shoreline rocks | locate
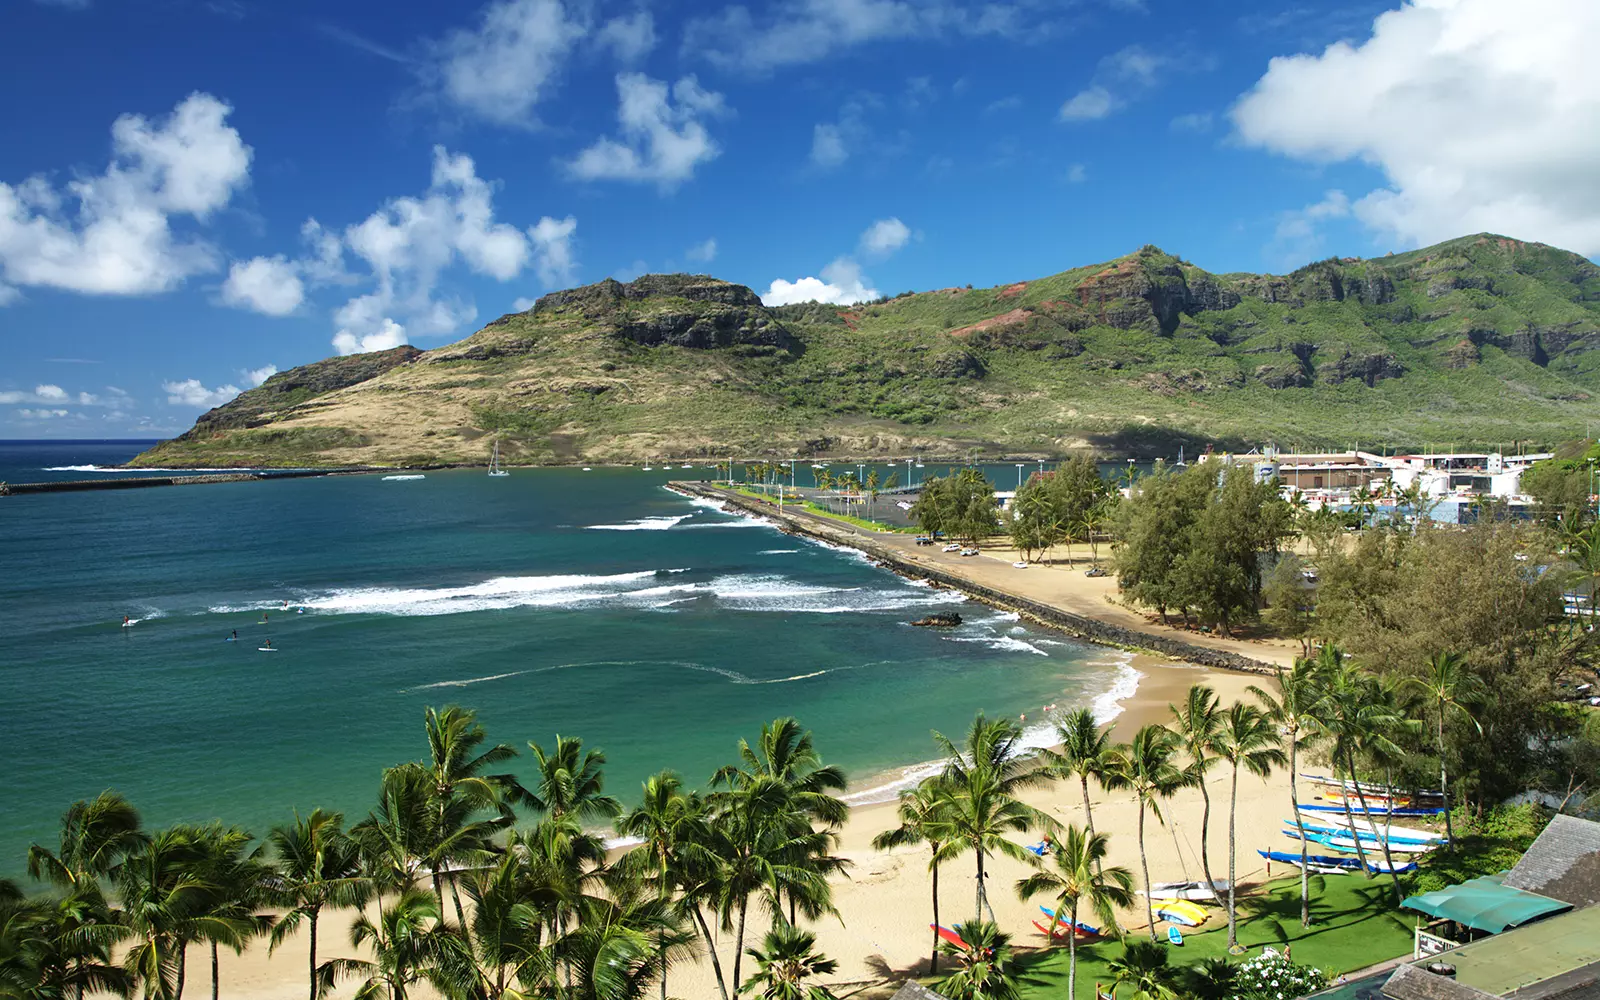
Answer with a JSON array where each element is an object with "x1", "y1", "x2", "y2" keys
[{"x1": 910, "y1": 612, "x2": 963, "y2": 628}]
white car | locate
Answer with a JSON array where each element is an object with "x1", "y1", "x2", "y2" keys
[
  {"x1": 942, "y1": 543, "x2": 962, "y2": 552},
  {"x1": 1012, "y1": 561, "x2": 1028, "y2": 568}
]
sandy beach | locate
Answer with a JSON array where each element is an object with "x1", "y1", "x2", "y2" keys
[{"x1": 188, "y1": 658, "x2": 1313, "y2": 999}]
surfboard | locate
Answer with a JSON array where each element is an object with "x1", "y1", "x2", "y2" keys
[
  {"x1": 224, "y1": 637, "x2": 237, "y2": 642},
  {"x1": 121, "y1": 621, "x2": 137, "y2": 627},
  {"x1": 258, "y1": 647, "x2": 277, "y2": 652}
]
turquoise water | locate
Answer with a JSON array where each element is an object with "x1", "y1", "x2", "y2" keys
[{"x1": 0, "y1": 444, "x2": 1136, "y2": 874}]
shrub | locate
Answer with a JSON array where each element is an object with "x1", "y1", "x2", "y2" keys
[{"x1": 1230, "y1": 950, "x2": 1330, "y2": 1000}]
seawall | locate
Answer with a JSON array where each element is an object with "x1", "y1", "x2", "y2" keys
[
  {"x1": 0, "y1": 468, "x2": 376, "y2": 496},
  {"x1": 672, "y1": 481, "x2": 1280, "y2": 675}
]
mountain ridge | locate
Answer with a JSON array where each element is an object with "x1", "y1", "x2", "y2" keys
[{"x1": 133, "y1": 233, "x2": 1600, "y2": 467}]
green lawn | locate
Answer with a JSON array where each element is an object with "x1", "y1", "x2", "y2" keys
[{"x1": 1012, "y1": 876, "x2": 1415, "y2": 999}]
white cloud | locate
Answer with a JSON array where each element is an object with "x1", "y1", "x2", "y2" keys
[
  {"x1": 427, "y1": 0, "x2": 585, "y2": 126},
  {"x1": 529, "y1": 215, "x2": 578, "y2": 286},
  {"x1": 163, "y1": 378, "x2": 242, "y2": 408},
  {"x1": 568, "y1": 74, "x2": 727, "y2": 188},
  {"x1": 810, "y1": 123, "x2": 849, "y2": 168},
  {"x1": 0, "y1": 385, "x2": 116, "y2": 407},
  {"x1": 1268, "y1": 189, "x2": 1351, "y2": 268},
  {"x1": 983, "y1": 95, "x2": 1023, "y2": 115},
  {"x1": 1066, "y1": 163, "x2": 1088, "y2": 183},
  {"x1": 222, "y1": 255, "x2": 304, "y2": 315},
  {"x1": 243, "y1": 364, "x2": 277, "y2": 387},
  {"x1": 332, "y1": 318, "x2": 407, "y2": 356},
  {"x1": 683, "y1": 0, "x2": 1036, "y2": 73},
  {"x1": 1170, "y1": 112, "x2": 1214, "y2": 132},
  {"x1": 15, "y1": 408, "x2": 72, "y2": 419},
  {"x1": 762, "y1": 257, "x2": 880, "y2": 306},
  {"x1": 685, "y1": 237, "x2": 718, "y2": 263},
  {"x1": 35, "y1": 384, "x2": 68, "y2": 401},
  {"x1": 0, "y1": 93, "x2": 251, "y2": 301},
  {"x1": 597, "y1": 10, "x2": 656, "y2": 62},
  {"x1": 1233, "y1": 0, "x2": 1600, "y2": 255},
  {"x1": 512, "y1": 296, "x2": 537, "y2": 311},
  {"x1": 859, "y1": 217, "x2": 910, "y2": 257},
  {"x1": 1059, "y1": 86, "x2": 1114, "y2": 121}
]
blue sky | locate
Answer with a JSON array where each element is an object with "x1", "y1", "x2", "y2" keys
[{"x1": 2, "y1": 0, "x2": 1595, "y2": 437}]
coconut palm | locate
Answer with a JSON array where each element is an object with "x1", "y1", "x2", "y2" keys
[
  {"x1": 510, "y1": 815, "x2": 611, "y2": 994},
  {"x1": 1209, "y1": 703, "x2": 1285, "y2": 948},
  {"x1": 872, "y1": 778, "x2": 959, "y2": 975},
  {"x1": 267, "y1": 809, "x2": 372, "y2": 1000},
  {"x1": 1169, "y1": 685, "x2": 1223, "y2": 900},
  {"x1": 932, "y1": 713, "x2": 1058, "y2": 923},
  {"x1": 527, "y1": 735, "x2": 623, "y2": 824},
  {"x1": 452, "y1": 851, "x2": 543, "y2": 1000},
  {"x1": 318, "y1": 889, "x2": 465, "y2": 1000},
  {"x1": 1249, "y1": 656, "x2": 1330, "y2": 927},
  {"x1": 117, "y1": 826, "x2": 222, "y2": 1000},
  {"x1": 616, "y1": 771, "x2": 709, "y2": 1000},
  {"x1": 1014, "y1": 825, "x2": 1133, "y2": 1000},
  {"x1": 1107, "y1": 940, "x2": 1181, "y2": 1000},
  {"x1": 1104, "y1": 725, "x2": 1188, "y2": 941},
  {"x1": 738, "y1": 921, "x2": 838, "y2": 1000},
  {"x1": 26, "y1": 791, "x2": 147, "y2": 892},
  {"x1": 1043, "y1": 708, "x2": 1115, "y2": 850},
  {"x1": 353, "y1": 764, "x2": 438, "y2": 896},
  {"x1": 1182, "y1": 958, "x2": 1240, "y2": 1000},
  {"x1": 1404, "y1": 651, "x2": 1483, "y2": 844},
  {"x1": 0, "y1": 889, "x2": 131, "y2": 1000},
  {"x1": 548, "y1": 890, "x2": 692, "y2": 1000},
  {"x1": 421, "y1": 706, "x2": 523, "y2": 929},
  {"x1": 936, "y1": 920, "x2": 1020, "y2": 1000},
  {"x1": 1323, "y1": 662, "x2": 1414, "y2": 903},
  {"x1": 189, "y1": 823, "x2": 272, "y2": 1000}
]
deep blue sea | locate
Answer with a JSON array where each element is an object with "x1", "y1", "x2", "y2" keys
[{"x1": 0, "y1": 441, "x2": 1136, "y2": 873}]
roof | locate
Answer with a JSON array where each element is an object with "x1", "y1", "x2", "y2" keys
[
  {"x1": 1504, "y1": 815, "x2": 1600, "y2": 908},
  {"x1": 1432, "y1": 906, "x2": 1600, "y2": 997},
  {"x1": 1401, "y1": 875, "x2": 1572, "y2": 933},
  {"x1": 1383, "y1": 963, "x2": 1501, "y2": 1000},
  {"x1": 890, "y1": 984, "x2": 952, "y2": 1000}
]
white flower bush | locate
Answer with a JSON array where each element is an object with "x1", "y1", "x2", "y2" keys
[{"x1": 1231, "y1": 949, "x2": 1331, "y2": 1000}]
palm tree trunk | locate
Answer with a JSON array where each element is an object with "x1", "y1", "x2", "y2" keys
[
  {"x1": 732, "y1": 893, "x2": 750, "y2": 993},
  {"x1": 930, "y1": 858, "x2": 941, "y2": 975},
  {"x1": 431, "y1": 869, "x2": 446, "y2": 923},
  {"x1": 449, "y1": 877, "x2": 470, "y2": 944},
  {"x1": 1227, "y1": 763, "x2": 1240, "y2": 948},
  {"x1": 659, "y1": 860, "x2": 670, "y2": 1000},
  {"x1": 691, "y1": 907, "x2": 732, "y2": 1000},
  {"x1": 176, "y1": 943, "x2": 188, "y2": 1000},
  {"x1": 1068, "y1": 899, "x2": 1080, "y2": 1000},
  {"x1": 1337, "y1": 754, "x2": 1373, "y2": 873},
  {"x1": 309, "y1": 910, "x2": 319, "y2": 1000},
  {"x1": 1198, "y1": 776, "x2": 1220, "y2": 903},
  {"x1": 1348, "y1": 765, "x2": 1403, "y2": 904},
  {"x1": 1289, "y1": 739, "x2": 1310, "y2": 928},
  {"x1": 1438, "y1": 707, "x2": 1456, "y2": 845},
  {"x1": 1137, "y1": 800, "x2": 1156, "y2": 942},
  {"x1": 212, "y1": 941, "x2": 220, "y2": 1000},
  {"x1": 976, "y1": 850, "x2": 995, "y2": 924}
]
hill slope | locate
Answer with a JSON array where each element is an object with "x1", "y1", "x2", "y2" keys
[{"x1": 135, "y1": 234, "x2": 1600, "y2": 467}]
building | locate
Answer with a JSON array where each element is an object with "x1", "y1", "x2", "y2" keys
[{"x1": 889, "y1": 984, "x2": 951, "y2": 1000}]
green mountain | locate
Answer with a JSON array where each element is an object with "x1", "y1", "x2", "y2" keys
[{"x1": 134, "y1": 234, "x2": 1600, "y2": 467}]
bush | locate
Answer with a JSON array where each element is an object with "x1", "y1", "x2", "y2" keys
[
  {"x1": 1230, "y1": 950, "x2": 1330, "y2": 1000},
  {"x1": 1406, "y1": 804, "x2": 1549, "y2": 894}
]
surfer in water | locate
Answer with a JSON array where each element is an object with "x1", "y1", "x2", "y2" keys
[
  {"x1": 262, "y1": 639, "x2": 273, "y2": 650},
  {"x1": 230, "y1": 630, "x2": 238, "y2": 641},
  {"x1": 122, "y1": 616, "x2": 130, "y2": 627}
]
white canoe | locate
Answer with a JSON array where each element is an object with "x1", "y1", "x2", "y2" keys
[{"x1": 1137, "y1": 880, "x2": 1231, "y2": 902}]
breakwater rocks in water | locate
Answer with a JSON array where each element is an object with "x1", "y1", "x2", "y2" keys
[
  {"x1": 911, "y1": 612, "x2": 963, "y2": 627},
  {"x1": 670, "y1": 481, "x2": 1279, "y2": 675},
  {"x1": 0, "y1": 469, "x2": 375, "y2": 496}
]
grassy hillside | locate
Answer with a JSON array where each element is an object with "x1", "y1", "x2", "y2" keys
[{"x1": 134, "y1": 234, "x2": 1600, "y2": 467}]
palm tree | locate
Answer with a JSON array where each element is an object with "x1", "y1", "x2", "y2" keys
[
  {"x1": 1250, "y1": 656, "x2": 1330, "y2": 927},
  {"x1": 617, "y1": 771, "x2": 709, "y2": 1000},
  {"x1": 527, "y1": 735, "x2": 624, "y2": 824},
  {"x1": 453, "y1": 851, "x2": 543, "y2": 1000},
  {"x1": 1105, "y1": 724, "x2": 1188, "y2": 941},
  {"x1": 936, "y1": 920, "x2": 1020, "y2": 1000},
  {"x1": 551, "y1": 890, "x2": 693, "y2": 1000},
  {"x1": 1183, "y1": 958, "x2": 1240, "y2": 1000},
  {"x1": 1043, "y1": 708, "x2": 1115, "y2": 850},
  {"x1": 353, "y1": 764, "x2": 438, "y2": 897},
  {"x1": 190, "y1": 823, "x2": 272, "y2": 1000},
  {"x1": 1014, "y1": 825, "x2": 1134, "y2": 1000},
  {"x1": 267, "y1": 809, "x2": 372, "y2": 1000},
  {"x1": 27, "y1": 791, "x2": 147, "y2": 892},
  {"x1": 510, "y1": 816, "x2": 611, "y2": 994},
  {"x1": 1323, "y1": 661, "x2": 1414, "y2": 904},
  {"x1": 871, "y1": 778, "x2": 958, "y2": 975},
  {"x1": 738, "y1": 921, "x2": 838, "y2": 1000},
  {"x1": 1404, "y1": 652, "x2": 1483, "y2": 844},
  {"x1": 1210, "y1": 703, "x2": 1286, "y2": 948},
  {"x1": 1169, "y1": 685, "x2": 1223, "y2": 900},
  {"x1": 319, "y1": 889, "x2": 465, "y2": 1000},
  {"x1": 1107, "y1": 940, "x2": 1181, "y2": 1000},
  {"x1": 118, "y1": 826, "x2": 220, "y2": 1000},
  {"x1": 422, "y1": 705, "x2": 523, "y2": 929},
  {"x1": 932, "y1": 714, "x2": 1058, "y2": 923},
  {"x1": 0, "y1": 889, "x2": 131, "y2": 1000}
]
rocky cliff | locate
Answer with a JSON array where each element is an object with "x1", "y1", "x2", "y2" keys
[{"x1": 133, "y1": 233, "x2": 1600, "y2": 468}]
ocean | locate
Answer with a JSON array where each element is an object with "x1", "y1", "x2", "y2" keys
[{"x1": 0, "y1": 441, "x2": 1137, "y2": 871}]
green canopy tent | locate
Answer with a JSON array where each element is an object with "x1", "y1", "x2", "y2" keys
[{"x1": 1401, "y1": 875, "x2": 1572, "y2": 935}]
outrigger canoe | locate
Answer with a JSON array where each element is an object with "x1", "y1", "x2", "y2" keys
[
  {"x1": 1257, "y1": 848, "x2": 1418, "y2": 875},
  {"x1": 1036, "y1": 907, "x2": 1101, "y2": 937},
  {"x1": 1154, "y1": 899, "x2": 1208, "y2": 927},
  {"x1": 1281, "y1": 829, "x2": 1437, "y2": 855},
  {"x1": 1285, "y1": 818, "x2": 1446, "y2": 846}
]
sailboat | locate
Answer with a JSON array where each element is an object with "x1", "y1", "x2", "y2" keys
[{"x1": 488, "y1": 441, "x2": 510, "y2": 477}]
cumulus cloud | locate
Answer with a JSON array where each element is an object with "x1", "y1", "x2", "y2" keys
[
  {"x1": 35, "y1": 384, "x2": 68, "y2": 401},
  {"x1": 684, "y1": 0, "x2": 1038, "y2": 73},
  {"x1": 1059, "y1": 87, "x2": 1114, "y2": 121},
  {"x1": 163, "y1": 378, "x2": 242, "y2": 408},
  {"x1": 762, "y1": 258, "x2": 880, "y2": 306},
  {"x1": 859, "y1": 217, "x2": 910, "y2": 257},
  {"x1": 243, "y1": 364, "x2": 277, "y2": 387},
  {"x1": 529, "y1": 215, "x2": 578, "y2": 286},
  {"x1": 221, "y1": 255, "x2": 304, "y2": 315},
  {"x1": 427, "y1": 0, "x2": 585, "y2": 126},
  {"x1": 810, "y1": 124, "x2": 849, "y2": 168},
  {"x1": 597, "y1": 10, "x2": 656, "y2": 62},
  {"x1": 332, "y1": 318, "x2": 407, "y2": 356},
  {"x1": 512, "y1": 296, "x2": 537, "y2": 311},
  {"x1": 685, "y1": 237, "x2": 718, "y2": 263},
  {"x1": 1060, "y1": 45, "x2": 1178, "y2": 122},
  {"x1": 0, "y1": 93, "x2": 251, "y2": 302},
  {"x1": 568, "y1": 74, "x2": 728, "y2": 188},
  {"x1": 1233, "y1": 0, "x2": 1600, "y2": 255},
  {"x1": 15, "y1": 409, "x2": 72, "y2": 419}
]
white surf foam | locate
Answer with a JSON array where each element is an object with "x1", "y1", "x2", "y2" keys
[
  {"x1": 1089, "y1": 652, "x2": 1142, "y2": 725},
  {"x1": 945, "y1": 634, "x2": 1049, "y2": 656},
  {"x1": 406, "y1": 670, "x2": 532, "y2": 691},
  {"x1": 758, "y1": 549, "x2": 801, "y2": 555},
  {"x1": 584, "y1": 515, "x2": 693, "y2": 531},
  {"x1": 297, "y1": 571, "x2": 665, "y2": 617}
]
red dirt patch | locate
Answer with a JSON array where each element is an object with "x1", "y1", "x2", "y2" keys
[
  {"x1": 948, "y1": 308, "x2": 1030, "y2": 339},
  {"x1": 997, "y1": 281, "x2": 1028, "y2": 300},
  {"x1": 838, "y1": 310, "x2": 860, "y2": 329}
]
